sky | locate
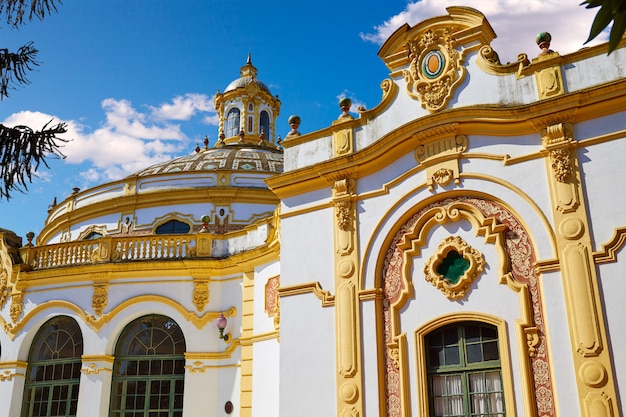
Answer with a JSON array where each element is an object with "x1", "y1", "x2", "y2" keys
[{"x1": 0, "y1": 0, "x2": 608, "y2": 241}]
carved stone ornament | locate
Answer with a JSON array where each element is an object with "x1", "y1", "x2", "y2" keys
[
  {"x1": 9, "y1": 292, "x2": 23, "y2": 323},
  {"x1": 192, "y1": 281, "x2": 209, "y2": 312},
  {"x1": 550, "y1": 148, "x2": 571, "y2": 183},
  {"x1": 404, "y1": 27, "x2": 465, "y2": 112},
  {"x1": 424, "y1": 236, "x2": 485, "y2": 300},
  {"x1": 92, "y1": 284, "x2": 108, "y2": 316}
]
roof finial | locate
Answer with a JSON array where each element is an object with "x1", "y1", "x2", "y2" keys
[{"x1": 247, "y1": 52, "x2": 252, "y2": 65}]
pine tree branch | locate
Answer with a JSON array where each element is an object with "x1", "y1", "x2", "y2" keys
[
  {"x1": 0, "y1": 120, "x2": 68, "y2": 200},
  {"x1": 0, "y1": 42, "x2": 39, "y2": 99}
]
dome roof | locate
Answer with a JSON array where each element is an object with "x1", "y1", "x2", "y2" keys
[
  {"x1": 222, "y1": 54, "x2": 271, "y2": 95},
  {"x1": 132, "y1": 144, "x2": 283, "y2": 177},
  {"x1": 224, "y1": 76, "x2": 271, "y2": 94}
]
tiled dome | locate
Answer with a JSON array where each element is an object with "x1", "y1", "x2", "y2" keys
[
  {"x1": 224, "y1": 76, "x2": 271, "y2": 94},
  {"x1": 131, "y1": 144, "x2": 283, "y2": 177}
]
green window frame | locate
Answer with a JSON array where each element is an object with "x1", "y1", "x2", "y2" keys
[
  {"x1": 426, "y1": 322, "x2": 505, "y2": 417},
  {"x1": 155, "y1": 220, "x2": 190, "y2": 235},
  {"x1": 21, "y1": 316, "x2": 83, "y2": 417},
  {"x1": 109, "y1": 314, "x2": 186, "y2": 417}
]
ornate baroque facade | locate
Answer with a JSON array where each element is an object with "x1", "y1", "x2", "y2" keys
[{"x1": 2, "y1": 7, "x2": 626, "y2": 417}]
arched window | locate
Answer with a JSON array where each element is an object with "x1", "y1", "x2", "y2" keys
[
  {"x1": 109, "y1": 315, "x2": 186, "y2": 417},
  {"x1": 84, "y1": 231, "x2": 103, "y2": 240},
  {"x1": 259, "y1": 110, "x2": 270, "y2": 138},
  {"x1": 155, "y1": 220, "x2": 190, "y2": 235},
  {"x1": 426, "y1": 322, "x2": 505, "y2": 417},
  {"x1": 22, "y1": 316, "x2": 83, "y2": 417},
  {"x1": 225, "y1": 108, "x2": 240, "y2": 137}
]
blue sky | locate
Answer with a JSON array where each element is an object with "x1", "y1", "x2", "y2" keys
[{"x1": 0, "y1": 0, "x2": 606, "y2": 241}]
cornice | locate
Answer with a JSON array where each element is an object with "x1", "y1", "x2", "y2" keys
[
  {"x1": 266, "y1": 78, "x2": 626, "y2": 198},
  {"x1": 39, "y1": 186, "x2": 279, "y2": 244}
]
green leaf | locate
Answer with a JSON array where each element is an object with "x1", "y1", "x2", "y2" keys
[
  {"x1": 608, "y1": 10, "x2": 626, "y2": 53},
  {"x1": 585, "y1": 4, "x2": 616, "y2": 44}
]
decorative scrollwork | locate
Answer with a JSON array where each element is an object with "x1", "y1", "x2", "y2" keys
[
  {"x1": 424, "y1": 236, "x2": 485, "y2": 300},
  {"x1": 404, "y1": 27, "x2": 465, "y2": 112}
]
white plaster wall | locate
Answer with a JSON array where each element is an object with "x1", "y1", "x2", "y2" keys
[
  {"x1": 597, "y1": 261, "x2": 626, "y2": 410},
  {"x1": 252, "y1": 339, "x2": 280, "y2": 417},
  {"x1": 574, "y1": 116, "x2": 626, "y2": 250},
  {"x1": 253, "y1": 261, "x2": 280, "y2": 335},
  {"x1": 538, "y1": 270, "x2": 581, "y2": 417},
  {"x1": 360, "y1": 298, "x2": 381, "y2": 415},
  {"x1": 283, "y1": 135, "x2": 333, "y2": 171},
  {"x1": 279, "y1": 294, "x2": 335, "y2": 417},
  {"x1": 564, "y1": 47, "x2": 626, "y2": 92},
  {"x1": 279, "y1": 207, "x2": 334, "y2": 290}
]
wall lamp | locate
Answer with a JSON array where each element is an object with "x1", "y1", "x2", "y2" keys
[{"x1": 216, "y1": 312, "x2": 229, "y2": 341}]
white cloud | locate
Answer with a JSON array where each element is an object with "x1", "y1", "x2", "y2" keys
[
  {"x1": 150, "y1": 93, "x2": 215, "y2": 121},
  {"x1": 2, "y1": 93, "x2": 218, "y2": 187},
  {"x1": 361, "y1": 0, "x2": 608, "y2": 63}
]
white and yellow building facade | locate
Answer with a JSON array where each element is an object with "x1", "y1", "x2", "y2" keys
[{"x1": 2, "y1": 6, "x2": 626, "y2": 417}]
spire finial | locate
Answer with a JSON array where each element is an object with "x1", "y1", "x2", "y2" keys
[{"x1": 247, "y1": 52, "x2": 252, "y2": 65}]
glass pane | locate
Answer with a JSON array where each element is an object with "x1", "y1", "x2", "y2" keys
[
  {"x1": 444, "y1": 346, "x2": 460, "y2": 365},
  {"x1": 483, "y1": 341, "x2": 499, "y2": 361},
  {"x1": 482, "y1": 326, "x2": 498, "y2": 340},
  {"x1": 429, "y1": 347, "x2": 443, "y2": 367},
  {"x1": 466, "y1": 343, "x2": 483, "y2": 363},
  {"x1": 444, "y1": 327, "x2": 459, "y2": 345},
  {"x1": 465, "y1": 325, "x2": 480, "y2": 342}
]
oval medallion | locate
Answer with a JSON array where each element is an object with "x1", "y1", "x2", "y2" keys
[{"x1": 422, "y1": 50, "x2": 445, "y2": 79}]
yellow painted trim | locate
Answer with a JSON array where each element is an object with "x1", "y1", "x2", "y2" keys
[
  {"x1": 278, "y1": 281, "x2": 335, "y2": 307},
  {"x1": 594, "y1": 226, "x2": 626, "y2": 263},
  {"x1": 81, "y1": 354, "x2": 115, "y2": 363},
  {"x1": 239, "y1": 330, "x2": 279, "y2": 345},
  {"x1": 267, "y1": 78, "x2": 626, "y2": 199},
  {"x1": 40, "y1": 186, "x2": 278, "y2": 244},
  {"x1": 4, "y1": 296, "x2": 237, "y2": 338},
  {"x1": 414, "y1": 313, "x2": 516, "y2": 417}
]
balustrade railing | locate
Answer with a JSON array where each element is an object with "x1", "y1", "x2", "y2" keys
[{"x1": 21, "y1": 234, "x2": 201, "y2": 270}]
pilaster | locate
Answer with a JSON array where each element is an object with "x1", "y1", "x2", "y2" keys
[
  {"x1": 541, "y1": 122, "x2": 619, "y2": 417},
  {"x1": 77, "y1": 355, "x2": 114, "y2": 417},
  {"x1": 332, "y1": 177, "x2": 364, "y2": 417},
  {"x1": 240, "y1": 270, "x2": 255, "y2": 417}
]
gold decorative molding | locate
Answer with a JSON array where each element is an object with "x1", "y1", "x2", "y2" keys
[
  {"x1": 331, "y1": 174, "x2": 364, "y2": 417},
  {"x1": 404, "y1": 27, "x2": 465, "y2": 112},
  {"x1": 192, "y1": 280, "x2": 209, "y2": 312},
  {"x1": 535, "y1": 65, "x2": 565, "y2": 99},
  {"x1": 92, "y1": 283, "x2": 108, "y2": 316},
  {"x1": 333, "y1": 179, "x2": 356, "y2": 255},
  {"x1": 277, "y1": 281, "x2": 335, "y2": 307},
  {"x1": 524, "y1": 326, "x2": 540, "y2": 358},
  {"x1": 80, "y1": 355, "x2": 114, "y2": 375},
  {"x1": 594, "y1": 226, "x2": 626, "y2": 263},
  {"x1": 541, "y1": 122, "x2": 619, "y2": 416},
  {"x1": 423, "y1": 235, "x2": 485, "y2": 300},
  {"x1": 0, "y1": 361, "x2": 27, "y2": 381},
  {"x1": 416, "y1": 134, "x2": 466, "y2": 191},
  {"x1": 9, "y1": 292, "x2": 23, "y2": 323}
]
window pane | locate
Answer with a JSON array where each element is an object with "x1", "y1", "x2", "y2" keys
[
  {"x1": 444, "y1": 346, "x2": 460, "y2": 365},
  {"x1": 465, "y1": 325, "x2": 480, "y2": 343},
  {"x1": 466, "y1": 343, "x2": 483, "y2": 363},
  {"x1": 483, "y1": 341, "x2": 499, "y2": 361},
  {"x1": 444, "y1": 327, "x2": 459, "y2": 345}
]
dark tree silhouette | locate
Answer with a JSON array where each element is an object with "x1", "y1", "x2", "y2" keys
[
  {"x1": 582, "y1": 0, "x2": 626, "y2": 54},
  {"x1": 0, "y1": 0, "x2": 67, "y2": 200}
]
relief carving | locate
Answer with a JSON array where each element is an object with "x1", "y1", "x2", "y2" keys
[{"x1": 404, "y1": 27, "x2": 465, "y2": 112}]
